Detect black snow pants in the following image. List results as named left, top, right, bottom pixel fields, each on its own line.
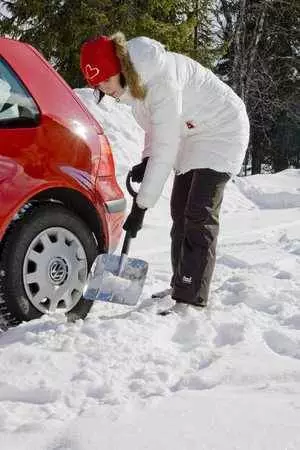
left=170, top=168, right=230, bottom=306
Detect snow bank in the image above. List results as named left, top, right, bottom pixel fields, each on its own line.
left=74, top=88, right=144, bottom=178
left=235, top=169, right=300, bottom=209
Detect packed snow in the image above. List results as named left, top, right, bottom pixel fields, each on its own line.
left=0, top=89, right=299, bottom=449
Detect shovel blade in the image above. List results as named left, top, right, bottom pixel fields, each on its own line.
left=83, top=253, right=148, bottom=306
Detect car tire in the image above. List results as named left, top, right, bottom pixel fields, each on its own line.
left=0, top=203, right=99, bottom=328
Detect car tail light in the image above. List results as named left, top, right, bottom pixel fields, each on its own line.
left=97, top=135, right=116, bottom=177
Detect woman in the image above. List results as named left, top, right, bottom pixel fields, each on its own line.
left=80, top=33, right=250, bottom=310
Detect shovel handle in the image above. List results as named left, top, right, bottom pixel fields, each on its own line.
left=121, top=231, right=132, bottom=255
left=121, top=171, right=138, bottom=255
left=126, top=171, right=138, bottom=198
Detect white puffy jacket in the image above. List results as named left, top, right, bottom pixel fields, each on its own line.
left=118, top=37, right=250, bottom=209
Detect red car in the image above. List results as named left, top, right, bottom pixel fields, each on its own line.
left=0, top=37, right=125, bottom=328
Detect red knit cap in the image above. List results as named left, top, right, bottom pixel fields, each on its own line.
left=80, top=36, right=121, bottom=86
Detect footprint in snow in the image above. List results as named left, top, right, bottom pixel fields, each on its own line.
left=263, top=330, right=300, bottom=360
left=172, top=318, right=199, bottom=343
left=244, top=291, right=283, bottom=315
left=279, top=236, right=300, bottom=255
left=221, top=282, right=282, bottom=315
left=0, top=409, right=8, bottom=431
left=0, top=382, right=60, bottom=404
left=214, top=323, right=245, bottom=347
left=171, top=373, right=219, bottom=392
left=171, top=317, right=215, bottom=351
left=218, top=254, right=250, bottom=269
left=283, top=314, right=300, bottom=330
left=274, top=270, right=293, bottom=280
left=219, top=277, right=248, bottom=306
left=222, top=278, right=248, bottom=294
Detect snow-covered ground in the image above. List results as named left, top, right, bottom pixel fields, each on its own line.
left=0, top=90, right=299, bottom=449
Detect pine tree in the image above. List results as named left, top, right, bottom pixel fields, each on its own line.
left=103, top=0, right=215, bottom=66
left=0, top=0, right=112, bottom=86
left=0, top=0, right=215, bottom=85
left=213, top=0, right=300, bottom=174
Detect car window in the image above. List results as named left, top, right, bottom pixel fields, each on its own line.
left=0, top=57, right=40, bottom=128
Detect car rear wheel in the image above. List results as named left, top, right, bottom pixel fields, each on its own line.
left=0, top=204, right=99, bottom=328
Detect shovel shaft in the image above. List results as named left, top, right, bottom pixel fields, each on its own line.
left=118, top=253, right=128, bottom=275
left=121, top=231, right=131, bottom=256
left=120, top=172, right=137, bottom=258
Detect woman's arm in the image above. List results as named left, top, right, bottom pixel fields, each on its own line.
left=136, top=81, right=182, bottom=209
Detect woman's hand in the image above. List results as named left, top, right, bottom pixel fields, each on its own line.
left=131, top=157, right=149, bottom=183
left=123, top=200, right=147, bottom=238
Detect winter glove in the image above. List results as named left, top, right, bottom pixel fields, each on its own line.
left=123, top=200, right=147, bottom=238
left=131, top=157, right=149, bottom=183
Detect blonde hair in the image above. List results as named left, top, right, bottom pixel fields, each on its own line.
left=110, top=32, right=147, bottom=100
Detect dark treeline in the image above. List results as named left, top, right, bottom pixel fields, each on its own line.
left=1, top=0, right=299, bottom=174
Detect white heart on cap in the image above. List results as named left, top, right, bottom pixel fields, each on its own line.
left=85, top=64, right=100, bottom=80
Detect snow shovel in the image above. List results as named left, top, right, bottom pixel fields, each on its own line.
left=83, top=172, right=148, bottom=306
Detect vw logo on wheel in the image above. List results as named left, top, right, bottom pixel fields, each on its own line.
left=49, top=257, right=68, bottom=285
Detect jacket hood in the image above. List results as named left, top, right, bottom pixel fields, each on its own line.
left=127, top=37, right=167, bottom=84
